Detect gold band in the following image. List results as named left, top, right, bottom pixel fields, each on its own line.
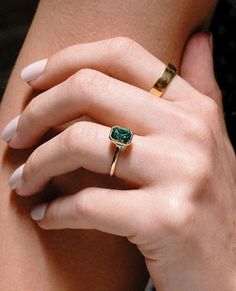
left=109, top=144, right=124, bottom=176
left=149, top=63, right=177, bottom=97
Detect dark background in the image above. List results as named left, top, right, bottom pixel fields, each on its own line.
left=0, top=0, right=235, bottom=150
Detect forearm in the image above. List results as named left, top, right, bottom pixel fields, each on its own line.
left=0, top=0, right=218, bottom=290
left=0, top=0, right=218, bottom=111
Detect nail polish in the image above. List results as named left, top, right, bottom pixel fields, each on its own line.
left=1, top=115, right=20, bottom=143
left=31, top=203, right=48, bottom=221
left=21, top=59, right=48, bottom=82
left=9, top=163, right=25, bottom=190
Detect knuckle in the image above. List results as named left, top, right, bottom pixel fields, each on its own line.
left=68, top=68, right=98, bottom=96
left=106, top=36, right=138, bottom=60
left=73, top=189, right=94, bottom=218
left=200, top=96, right=219, bottom=119
left=181, top=153, right=212, bottom=197
left=176, top=150, right=214, bottom=201
left=163, top=197, right=195, bottom=233
left=67, top=69, right=107, bottom=108
left=61, top=121, right=97, bottom=156
left=183, top=116, right=212, bottom=144
left=61, top=123, right=82, bottom=156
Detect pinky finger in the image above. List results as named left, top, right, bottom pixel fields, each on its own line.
left=31, top=187, right=147, bottom=238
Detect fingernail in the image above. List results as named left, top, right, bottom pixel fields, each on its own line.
left=21, top=58, right=48, bottom=82
left=1, top=115, right=20, bottom=143
left=31, top=203, right=48, bottom=221
left=9, top=163, right=25, bottom=189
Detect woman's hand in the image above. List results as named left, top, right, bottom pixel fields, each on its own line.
left=2, top=33, right=236, bottom=290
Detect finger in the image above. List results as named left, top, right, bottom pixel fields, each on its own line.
left=21, top=36, right=199, bottom=101
left=180, top=32, right=227, bottom=134
left=180, top=32, right=222, bottom=105
left=9, top=69, right=166, bottom=149
left=181, top=33, right=236, bottom=180
left=12, top=121, right=148, bottom=196
left=31, top=187, right=147, bottom=239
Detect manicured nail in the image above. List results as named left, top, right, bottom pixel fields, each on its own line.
left=1, top=115, right=20, bottom=143
left=9, top=163, right=25, bottom=189
left=31, top=203, right=48, bottom=221
left=21, top=58, right=48, bottom=82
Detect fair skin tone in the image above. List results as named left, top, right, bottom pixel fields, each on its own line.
left=2, top=33, right=236, bottom=290
left=0, top=0, right=220, bottom=289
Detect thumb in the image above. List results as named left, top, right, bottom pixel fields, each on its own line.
left=180, top=32, right=222, bottom=107
left=180, top=32, right=231, bottom=142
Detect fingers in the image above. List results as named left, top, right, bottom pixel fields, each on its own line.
left=21, top=36, right=199, bottom=101
left=8, top=69, right=164, bottom=149
left=180, top=32, right=228, bottom=136
left=31, top=187, right=146, bottom=238
left=9, top=63, right=201, bottom=149
left=12, top=121, right=148, bottom=196
left=3, top=38, right=205, bottom=148
left=180, top=32, right=222, bottom=104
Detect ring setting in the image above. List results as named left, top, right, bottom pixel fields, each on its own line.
left=109, top=125, right=133, bottom=176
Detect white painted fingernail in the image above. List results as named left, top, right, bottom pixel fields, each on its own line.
left=21, top=58, right=48, bottom=82
left=31, top=203, right=48, bottom=221
left=9, top=163, right=25, bottom=189
left=1, top=115, right=20, bottom=143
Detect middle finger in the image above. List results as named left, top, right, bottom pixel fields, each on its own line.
left=8, top=69, right=166, bottom=149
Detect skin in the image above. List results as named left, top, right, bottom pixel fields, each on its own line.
left=0, top=0, right=219, bottom=290
left=3, top=33, right=236, bottom=290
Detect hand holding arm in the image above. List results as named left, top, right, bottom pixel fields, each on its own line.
left=2, top=32, right=236, bottom=290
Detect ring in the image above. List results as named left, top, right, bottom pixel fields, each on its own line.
left=109, top=125, right=134, bottom=176
left=149, top=63, right=177, bottom=97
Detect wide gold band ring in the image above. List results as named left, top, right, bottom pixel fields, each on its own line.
left=149, top=63, right=177, bottom=97
left=109, top=125, right=133, bottom=176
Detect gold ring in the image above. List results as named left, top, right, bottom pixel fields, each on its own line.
left=109, top=125, right=133, bottom=176
left=149, top=63, right=177, bottom=97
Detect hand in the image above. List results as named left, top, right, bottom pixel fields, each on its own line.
left=2, top=34, right=236, bottom=291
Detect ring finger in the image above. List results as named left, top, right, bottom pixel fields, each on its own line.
left=10, top=121, right=149, bottom=196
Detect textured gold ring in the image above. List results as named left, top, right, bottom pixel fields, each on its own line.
left=149, top=63, right=177, bottom=97
left=109, top=125, right=133, bottom=176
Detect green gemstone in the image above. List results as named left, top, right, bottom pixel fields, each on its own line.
left=109, top=126, right=133, bottom=145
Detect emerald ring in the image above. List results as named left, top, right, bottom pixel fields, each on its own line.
left=109, top=125, right=134, bottom=176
